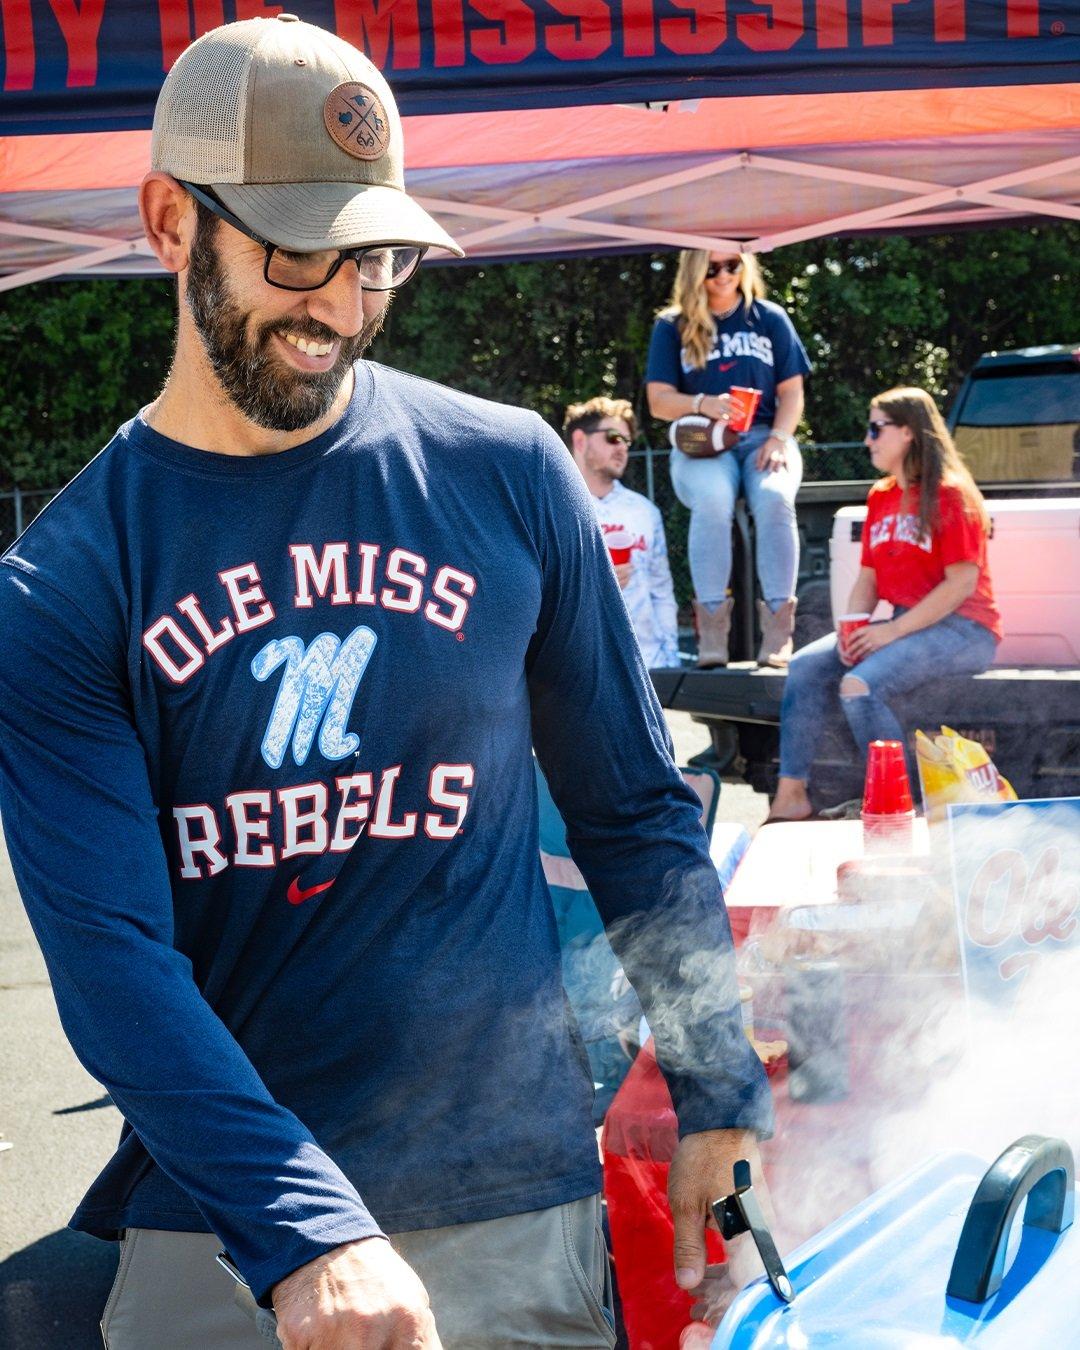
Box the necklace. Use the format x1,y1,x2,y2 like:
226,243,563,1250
711,299,741,323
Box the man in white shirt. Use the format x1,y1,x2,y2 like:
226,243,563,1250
564,397,681,668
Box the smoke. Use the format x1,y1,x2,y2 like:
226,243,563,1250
743,801,1080,1261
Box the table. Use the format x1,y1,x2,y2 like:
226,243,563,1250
608,817,961,1350
723,817,929,944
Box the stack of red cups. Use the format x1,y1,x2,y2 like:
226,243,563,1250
861,739,916,853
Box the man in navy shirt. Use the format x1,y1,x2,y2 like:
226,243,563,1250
0,17,771,1349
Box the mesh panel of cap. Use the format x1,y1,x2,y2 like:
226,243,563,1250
152,36,253,183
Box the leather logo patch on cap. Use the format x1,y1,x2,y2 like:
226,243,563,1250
323,82,392,161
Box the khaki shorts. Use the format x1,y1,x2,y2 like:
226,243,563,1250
100,1194,616,1350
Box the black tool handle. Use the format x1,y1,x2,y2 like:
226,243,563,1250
946,1134,1075,1304
712,1159,794,1305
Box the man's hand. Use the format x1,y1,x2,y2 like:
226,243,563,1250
668,1128,768,1306
273,1237,442,1349
613,560,633,589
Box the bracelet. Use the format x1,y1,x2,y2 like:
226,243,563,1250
769,428,790,443
693,393,707,415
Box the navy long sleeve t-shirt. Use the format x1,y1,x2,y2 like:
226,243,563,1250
0,361,771,1301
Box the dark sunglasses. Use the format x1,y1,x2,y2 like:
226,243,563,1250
705,259,743,279
181,181,425,293
592,428,632,446
866,419,897,440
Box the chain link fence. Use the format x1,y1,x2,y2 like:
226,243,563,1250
1,445,864,596
0,487,62,553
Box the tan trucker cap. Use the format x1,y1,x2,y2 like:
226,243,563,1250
151,14,463,258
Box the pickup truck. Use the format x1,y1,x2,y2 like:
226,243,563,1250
652,344,1080,806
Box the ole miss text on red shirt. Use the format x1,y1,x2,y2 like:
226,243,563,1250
860,478,1002,642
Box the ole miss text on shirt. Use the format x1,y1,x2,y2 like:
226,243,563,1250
860,477,1002,642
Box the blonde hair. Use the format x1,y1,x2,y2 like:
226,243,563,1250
872,386,990,540
659,250,767,370
562,395,637,443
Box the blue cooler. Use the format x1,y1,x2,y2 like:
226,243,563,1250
712,1135,1078,1348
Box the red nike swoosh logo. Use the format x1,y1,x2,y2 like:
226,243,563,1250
286,877,335,906
719,361,737,371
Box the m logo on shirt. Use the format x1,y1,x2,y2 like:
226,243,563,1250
252,624,377,769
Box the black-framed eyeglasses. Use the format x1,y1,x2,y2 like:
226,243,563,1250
591,428,632,447
866,419,897,440
181,182,426,293
705,259,742,279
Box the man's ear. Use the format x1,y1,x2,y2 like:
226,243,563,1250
139,172,196,275
569,428,586,461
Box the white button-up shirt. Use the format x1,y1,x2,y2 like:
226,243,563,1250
592,481,680,668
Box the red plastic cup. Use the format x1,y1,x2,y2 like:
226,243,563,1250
862,740,914,816
727,386,762,432
862,740,916,854
837,612,871,665
606,529,633,566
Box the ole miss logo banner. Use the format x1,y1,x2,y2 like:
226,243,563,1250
1,0,1077,133
949,797,1080,1014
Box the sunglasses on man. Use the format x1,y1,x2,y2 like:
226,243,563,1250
866,419,897,440
181,181,425,292
705,260,742,279
591,428,633,447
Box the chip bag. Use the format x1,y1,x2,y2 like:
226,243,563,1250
915,725,1017,823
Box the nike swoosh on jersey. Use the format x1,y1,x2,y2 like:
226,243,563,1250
286,876,336,906
718,361,737,371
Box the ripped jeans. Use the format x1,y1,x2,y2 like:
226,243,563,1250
779,610,999,782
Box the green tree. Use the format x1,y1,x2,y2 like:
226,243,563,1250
367,252,674,432
2,223,1076,493
0,278,176,488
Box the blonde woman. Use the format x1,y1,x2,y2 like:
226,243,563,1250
646,249,811,667
769,387,1002,822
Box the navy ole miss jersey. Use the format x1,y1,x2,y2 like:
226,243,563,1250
0,361,770,1302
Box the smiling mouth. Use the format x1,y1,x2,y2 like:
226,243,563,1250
282,333,335,358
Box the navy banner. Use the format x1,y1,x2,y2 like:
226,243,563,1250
1,0,1077,132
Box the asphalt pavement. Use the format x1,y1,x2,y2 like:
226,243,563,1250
0,825,123,1348
0,710,767,1347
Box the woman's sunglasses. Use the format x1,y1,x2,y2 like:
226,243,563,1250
866,419,897,440
705,260,742,279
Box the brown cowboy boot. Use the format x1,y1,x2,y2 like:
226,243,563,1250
757,597,797,668
694,598,734,668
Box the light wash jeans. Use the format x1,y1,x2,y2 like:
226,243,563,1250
779,610,999,782
670,424,803,610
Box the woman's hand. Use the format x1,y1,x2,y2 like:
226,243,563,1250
755,434,788,472
845,620,899,661
701,393,733,421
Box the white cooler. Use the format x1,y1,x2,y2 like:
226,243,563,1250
829,497,1080,666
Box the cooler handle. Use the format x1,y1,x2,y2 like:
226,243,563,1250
946,1134,1075,1304
712,1159,794,1305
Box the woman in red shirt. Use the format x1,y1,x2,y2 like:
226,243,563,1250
769,386,1001,821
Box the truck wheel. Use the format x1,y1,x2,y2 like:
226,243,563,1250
794,579,833,650
708,723,739,774
686,722,739,775
747,760,778,798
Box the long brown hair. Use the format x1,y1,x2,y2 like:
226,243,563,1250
659,249,767,370
872,387,990,541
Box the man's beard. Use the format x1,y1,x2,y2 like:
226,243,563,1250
185,225,386,433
